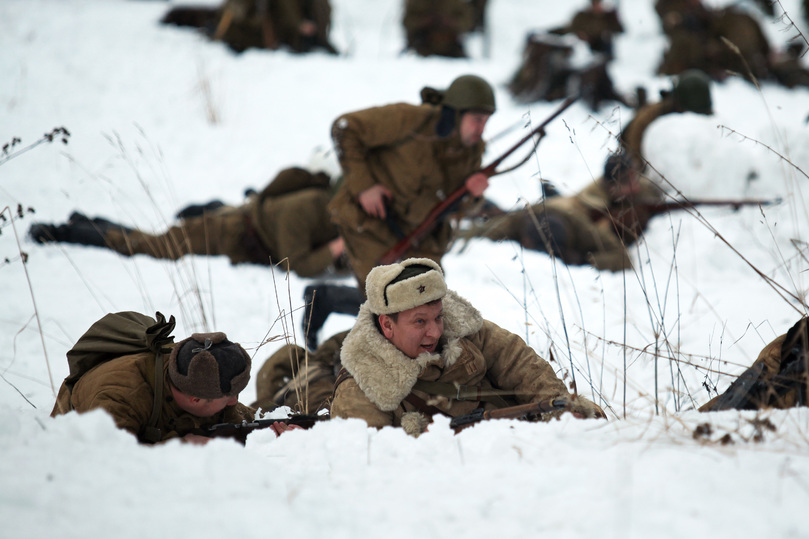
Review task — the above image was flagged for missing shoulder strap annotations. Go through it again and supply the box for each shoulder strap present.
[332,366,353,400]
[142,312,176,444]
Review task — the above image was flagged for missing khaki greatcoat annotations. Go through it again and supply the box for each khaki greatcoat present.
[329,102,484,291]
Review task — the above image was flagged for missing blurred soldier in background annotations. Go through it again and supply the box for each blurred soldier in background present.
[549,0,624,57]
[30,166,347,278]
[507,32,629,111]
[402,0,476,57]
[462,152,661,272]
[161,0,338,54]
[620,69,713,168]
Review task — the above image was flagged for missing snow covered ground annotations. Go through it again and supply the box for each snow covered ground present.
[2,0,809,537]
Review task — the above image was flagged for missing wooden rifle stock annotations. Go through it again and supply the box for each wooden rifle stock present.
[377,95,578,265]
[449,397,572,432]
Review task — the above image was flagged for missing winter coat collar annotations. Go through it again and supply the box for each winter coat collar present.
[339,290,483,411]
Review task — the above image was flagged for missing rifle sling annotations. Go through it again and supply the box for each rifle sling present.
[412,379,514,408]
[404,392,449,418]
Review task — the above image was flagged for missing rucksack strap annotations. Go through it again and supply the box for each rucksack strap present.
[142,312,176,444]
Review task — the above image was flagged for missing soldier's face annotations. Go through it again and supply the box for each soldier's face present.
[459,112,491,147]
[379,300,444,359]
[174,388,239,417]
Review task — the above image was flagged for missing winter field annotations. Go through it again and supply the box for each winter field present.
[2,0,809,537]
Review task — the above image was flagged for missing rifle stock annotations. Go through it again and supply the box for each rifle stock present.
[449,397,571,432]
[377,95,578,266]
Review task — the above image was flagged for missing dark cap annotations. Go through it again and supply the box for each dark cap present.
[168,332,251,399]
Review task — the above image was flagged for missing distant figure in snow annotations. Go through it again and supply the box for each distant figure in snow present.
[401,0,476,58]
[161,0,338,54]
[548,0,624,57]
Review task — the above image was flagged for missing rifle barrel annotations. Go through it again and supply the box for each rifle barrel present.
[377,96,579,265]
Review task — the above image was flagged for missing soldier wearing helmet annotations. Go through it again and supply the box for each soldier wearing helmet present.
[328,74,496,293]
[620,69,713,168]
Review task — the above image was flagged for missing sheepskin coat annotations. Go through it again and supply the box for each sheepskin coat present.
[330,290,571,436]
[51,350,255,444]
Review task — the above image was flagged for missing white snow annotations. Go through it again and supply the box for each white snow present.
[2,0,809,537]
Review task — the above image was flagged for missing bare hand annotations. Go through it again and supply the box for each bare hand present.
[465,172,489,198]
[358,184,393,218]
[328,236,345,259]
[270,421,305,436]
[181,433,213,445]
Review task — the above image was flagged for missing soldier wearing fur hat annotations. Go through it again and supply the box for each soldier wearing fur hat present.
[51,331,273,444]
[30,166,346,278]
[462,152,661,271]
[330,258,606,437]
[328,74,495,293]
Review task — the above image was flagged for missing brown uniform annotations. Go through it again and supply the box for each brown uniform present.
[619,97,678,167]
[331,290,598,437]
[328,102,484,291]
[252,330,348,414]
[550,2,624,55]
[51,348,255,444]
[402,0,475,57]
[468,177,660,272]
[213,0,337,54]
[700,318,809,412]
[656,1,772,84]
[104,168,340,277]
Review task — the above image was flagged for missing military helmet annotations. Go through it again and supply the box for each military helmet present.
[672,69,712,115]
[442,74,496,114]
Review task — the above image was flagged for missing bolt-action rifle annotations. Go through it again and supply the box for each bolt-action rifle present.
[199,413,328,444]
[591,196,782,240]
[449,397,573,432]
[377,95,578,266]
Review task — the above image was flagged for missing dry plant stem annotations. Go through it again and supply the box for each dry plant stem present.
[773,0,809,50]
[4,206,55,397]
[646,159,807,314]
[583,328,752,374]
[719,126,809,182]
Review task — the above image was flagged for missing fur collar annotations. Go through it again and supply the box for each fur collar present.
[339,290,483,411]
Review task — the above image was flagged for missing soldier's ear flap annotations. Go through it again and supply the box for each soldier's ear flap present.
[420,86,444,106]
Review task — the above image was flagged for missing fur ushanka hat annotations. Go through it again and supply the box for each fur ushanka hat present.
[365,258,447,315]
[168,332,251,399]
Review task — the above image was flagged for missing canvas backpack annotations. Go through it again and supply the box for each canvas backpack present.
[53,311,176,442]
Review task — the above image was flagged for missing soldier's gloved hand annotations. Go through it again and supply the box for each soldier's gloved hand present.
[568,396,607,420]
